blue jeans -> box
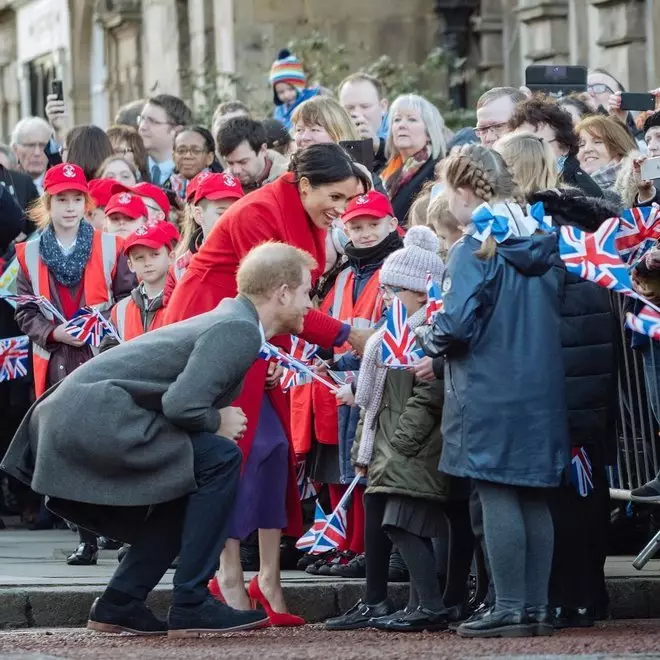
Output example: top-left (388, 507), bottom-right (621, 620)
top-left (108, 432), bottom-right (242, 606)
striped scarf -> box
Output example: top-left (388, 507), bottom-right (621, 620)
top-left (381, 145), bottom-right (431, 199)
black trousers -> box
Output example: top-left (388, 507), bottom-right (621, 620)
top-left (107, 432), bottom-right (242, 606)
top-left (548, 443), bottom-right (611, 611)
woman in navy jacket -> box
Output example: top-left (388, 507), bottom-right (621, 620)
top-left (417, 144), bottom-right (570, 639)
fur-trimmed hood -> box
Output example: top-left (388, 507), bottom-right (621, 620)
top-left (527, 188), bottom-right (622, 232)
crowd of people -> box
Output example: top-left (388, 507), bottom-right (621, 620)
top-left (1, 47), bottom-right (660, 639)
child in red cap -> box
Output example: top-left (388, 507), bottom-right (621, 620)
top-left (163, 172), bottom-right (244, 305)
top-left (104, 191), bottom-right (149, 239)
top-left (132, 182), bottom-right (171, 223)
top-left (13, 162), bottom-right (134, 567)
top-left (291, 189), bottom-right (402, 578)
top-left (87, 180), bottom-right (131, 231)
top-left (110, 222), bottom-right (180, 341)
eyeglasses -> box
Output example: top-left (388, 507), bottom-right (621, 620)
top-left (588, 84), bottom-right (614, 95)
top-left (474, 122), bottom-right (508, 139)
top-left (58, 145), bottom-right (68, 157)
top-left (114, 147), bottom-right (134, 155)
top-left (174, 146), bottom-right (209, 156)
top-left (137, 115), bottom-right (172, 127)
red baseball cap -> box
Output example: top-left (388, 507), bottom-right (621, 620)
top-left (88, 179), bottom-right (131, 208)
top-left (105, 191), bottom-right (149, 220)
top-left (131, 182), bottom-right (171, 216)
top-left (43, 163), bottom-right (88, 195)
top-left (193, 172), bottom-right (244, 204)
top-left (123, 222), bottom-right (175, 254)
top-left (145, 218), bottom-right (181, 244)
top-left (342, 191), bottom-right (395, 224)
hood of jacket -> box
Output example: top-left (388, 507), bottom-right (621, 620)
top-left (492, 233), bottom-right (558, 277)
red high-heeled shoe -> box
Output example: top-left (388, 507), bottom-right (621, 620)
top-left (247, 575), bottom-right (305, 626)
top-left (207, 576), bottom-right (226, 603)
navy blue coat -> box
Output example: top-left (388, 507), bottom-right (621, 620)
top-left (417, 233), bottom-right (570, 487)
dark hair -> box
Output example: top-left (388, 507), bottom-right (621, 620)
top-left (557, 94), bottom-right (594, 121)
top-left (64, 125), bottom-right (115, 181)
top-left (114, 99), bottom-right (146, 128)
top-left (288, 143), bottom-right (370, 191)
top-left (262, 118), bottom-right (293, 154)
top-left (508, 97), bottom-right (579, 156)
top-left (174, 125), bottom-right (215, 153)
top-left (643, 111), bottom-right (660, 135)
top-left (216, 118), bottom-right (267, 157)
top-left (146, 94), bottom-right (193, 127)
top-left (106, 124), bottom-right (149, 182)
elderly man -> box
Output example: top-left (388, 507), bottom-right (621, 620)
top-left (10, 117), bottom-right (53, 194)
top-left (1, 241), bottom-right (316, 637)
top-left (475, 87), bottom-right (527, 148)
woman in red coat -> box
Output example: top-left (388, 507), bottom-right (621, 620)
top-left (164, 144), bottom-right (372, 623)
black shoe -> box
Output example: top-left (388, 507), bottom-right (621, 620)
top-left (630, 480), bottom-right (660, 502)
top-left (370, 608), bottom-right (412, 629)
top-left (331, 552), bottom-right (366, 578)
top-left (445, 601), bottom-right (470, 624)
top-left (297, 551), bottom-right (326, 571)
top-left (318, 550), bottom-right (355, 576)
top-left (449, 600), bottom-right (491, 632)
top-left (67, 542), bottom-right (98, 566)
top-left (168, 596), bottom-right (269, 638)
top-left (526, 606), bottom-right (553, 636)
top-left (457, 608), bottom-right (534, 638)
top-left (98, 537), bottom-right (123, 551)
top-left (117, 544), bottom-right (130, 563)
top-left (306, 550), bottom-right (339, 575)
top-left (382, 606), bottom-right (449, 632)
top-left (388, 548), bottom-right (409, 582)
top-left (325, 599), bottom-right (394, 630)
top-left (553, 605), bottom-right (595, 629)
top-left (87, 596), bottom-right (167, 635)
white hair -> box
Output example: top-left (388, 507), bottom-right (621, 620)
top-left (385, 94), bottom-right (446, 161)
top-left (10, 116), bottom-right (53, 147)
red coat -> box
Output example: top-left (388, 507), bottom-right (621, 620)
top-left (164, 174), bottom-right (345, 536)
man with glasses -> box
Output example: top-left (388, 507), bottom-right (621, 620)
top-left (10, 117), bottom-right (53, 194)
top-left (475, 87), bottom-right (527, 148)
top-left (138, 95), bottom-right (193, 187)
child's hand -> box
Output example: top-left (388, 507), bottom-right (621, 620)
top-left (407, 356), bottom-right (436, 382)
top-left (265, 362), bottom-right (283, 389)
top-left (355, 466), bottom-right (367, 478)
top-left (52, 323), bottom-right (86, 347)
top-left (336, 383), bottom-right (355, 407)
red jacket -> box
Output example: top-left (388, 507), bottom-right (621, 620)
top-left (164, 173), bottom-right (345, 537)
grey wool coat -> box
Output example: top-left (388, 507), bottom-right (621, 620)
top-left (1, 295), bottom-right (263, 542)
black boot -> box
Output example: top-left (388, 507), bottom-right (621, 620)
top-left (457, 608), bottom-right (535, 638)
top-left (67, 542), bottom-right (98, 566)
top-left (87, 596), bottom-right (167, 635)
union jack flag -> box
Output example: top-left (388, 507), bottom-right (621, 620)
top-left (280, 337), bottom-right (318, 391)
top-left (296, 458), bottom-right (318, 501)
top-left (559, 218), bottom-right (634, 294)
top-left (0, 335), bottom-right (29, 382)
top-left (312, 504), bottom-right (348, 553)
top-left (570, 446), bottom-right (593, 497)
top-left (326, 369), bottom-right (358, 386)
top-left (615, 205), bottom-right (660, 264)
top-left (63, 307), bottom-right (116, 347)
top-left (295, 501), bottom-right (328, 552)
top-left (0, 293), bottom-right (66, 322)
top-left (381, 297), bottom-right (424, 368)
top-left (625, 304), bottom-right (660, 341)
top-left (425, 272), bottom-right (444, 321)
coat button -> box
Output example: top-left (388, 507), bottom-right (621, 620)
top-left (59, 365), bottom-right (64, 370)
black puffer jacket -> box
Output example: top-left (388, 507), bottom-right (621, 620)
top-left (528, 190), bottom-right (618, 459)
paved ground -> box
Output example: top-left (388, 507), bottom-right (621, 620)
top-left (1, 621), bottom-right (660, 659)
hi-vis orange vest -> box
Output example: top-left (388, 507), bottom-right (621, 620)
top-left (111, 295), bottom-right (166, 341)
top-left (291, 266), bottom-right (383, 455)
top-left (15, 230), bottom-right (121, 397)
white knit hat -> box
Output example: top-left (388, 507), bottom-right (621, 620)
top-left (380, 226), bottom-right (444, 293)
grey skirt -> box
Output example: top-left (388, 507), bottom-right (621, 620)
top-left (381, 495), bottom-right (445, 538)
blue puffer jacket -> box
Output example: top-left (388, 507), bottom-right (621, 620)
top-left (417, 233), bottom-right (570, 488)
top-left (272, 88), bottom-right (320, 130)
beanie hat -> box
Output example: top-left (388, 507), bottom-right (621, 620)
top-left (269, 49), bottom-right (306, 93)
top-left (644, 110), bottom-right (660, 135)
top-left (380, 226), bottom-right (444, 293)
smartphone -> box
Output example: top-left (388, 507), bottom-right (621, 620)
top-left (51, 79), bottom-right (63, 101)
top-left (525, 65), bottom-right (587, 97)
top-left (620, 93), bottom-right (655, 111)
top-left (641, 157), bottom-right (660, 182)
top-left (339, 139), bottom-right (374, 172)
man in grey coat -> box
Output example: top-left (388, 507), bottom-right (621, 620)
top-left (1, 242), bottom-right (317, 637)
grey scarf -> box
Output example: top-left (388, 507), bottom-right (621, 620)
top-left (39, 221), bottom-right (94, 287)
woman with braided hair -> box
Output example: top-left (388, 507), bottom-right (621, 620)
top-left (417, 144), bottom-right (570, 638)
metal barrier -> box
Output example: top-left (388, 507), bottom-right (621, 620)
top-left (608, 294), bottom-right (660, 569)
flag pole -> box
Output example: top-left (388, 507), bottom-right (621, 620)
top-left (308, 473), bottom-right (361, 554)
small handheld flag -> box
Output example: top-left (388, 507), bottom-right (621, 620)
top-left (625, 304), bottom-right (660, 341)
top-left (570, 446), bottom-right (593, 497)
top-left (280, 337), bottom-right (319, 391)
top-left (381, 297), bottom-right (424, 368)
top-left (0, 335), bottom-right (29, 382)
top-left (0, 293), bottom-right (66, 323)
top-left (615, 205), bottom-right (660, 264)
top-left (295, 501), bottom-right (328, 552)
top-left (63, 307), bottom-right (120, 347)
top-left (425, 272), bottom-right (444, 322)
